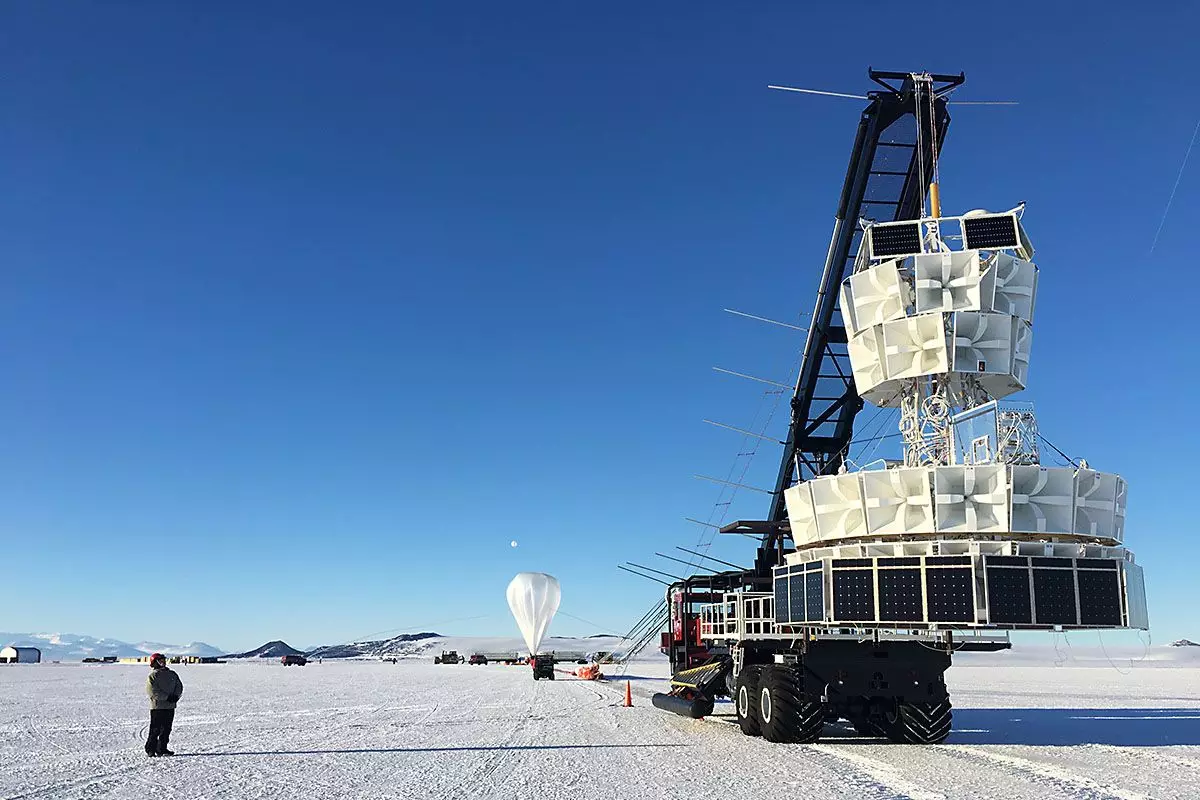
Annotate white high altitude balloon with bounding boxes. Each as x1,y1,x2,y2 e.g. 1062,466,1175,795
506,572,561,656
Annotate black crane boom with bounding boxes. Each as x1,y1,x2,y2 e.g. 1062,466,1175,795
750,70,963,554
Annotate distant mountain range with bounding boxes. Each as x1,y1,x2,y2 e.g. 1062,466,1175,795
1169,639,1199,647
0,633,224,662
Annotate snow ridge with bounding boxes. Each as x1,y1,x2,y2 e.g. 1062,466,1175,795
0,633,224,661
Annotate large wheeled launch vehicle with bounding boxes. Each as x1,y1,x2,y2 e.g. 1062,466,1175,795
651,70,1148,745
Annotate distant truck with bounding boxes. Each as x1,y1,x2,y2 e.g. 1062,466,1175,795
434,650,464,665
468,654,488,665
281,654,307,666
531,654,555,681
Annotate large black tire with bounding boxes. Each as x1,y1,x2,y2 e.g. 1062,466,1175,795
880,698,953,744
734,666,764,736
758,666,824,744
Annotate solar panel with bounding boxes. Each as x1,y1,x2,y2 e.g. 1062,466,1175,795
962,214,1020,250
868,222,922,258
926,568,975,622
878,569,923,622
774,575,789,623
833,570,875,621
805,572,824,621
1077,570,1122,626
1033,569,1078,625
986,566,1033,624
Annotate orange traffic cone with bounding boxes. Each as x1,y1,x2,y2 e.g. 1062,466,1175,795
624,681,632,708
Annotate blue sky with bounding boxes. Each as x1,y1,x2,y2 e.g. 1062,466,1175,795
2,2,1197,650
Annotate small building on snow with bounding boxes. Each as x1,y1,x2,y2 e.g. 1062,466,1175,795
0,646,42,664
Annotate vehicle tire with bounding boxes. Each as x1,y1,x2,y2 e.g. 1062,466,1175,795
879,698,953,744
549,672,555,681
735,665,764,736
758,665,824,744
433,657,441,665
722,668,737,699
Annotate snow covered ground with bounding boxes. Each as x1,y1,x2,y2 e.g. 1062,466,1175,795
2,655,1198,799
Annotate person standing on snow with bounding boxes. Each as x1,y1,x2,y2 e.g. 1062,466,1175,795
145,653,183,756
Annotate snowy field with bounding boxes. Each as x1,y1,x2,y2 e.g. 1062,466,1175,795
2,656,1199,800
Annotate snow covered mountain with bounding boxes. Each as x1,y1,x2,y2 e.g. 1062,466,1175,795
0,633,224,662
308,632,441,659
225,640,307,659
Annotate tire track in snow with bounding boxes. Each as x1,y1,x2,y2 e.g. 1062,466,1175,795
804,744,947,800
4,723,270,800
676,711,941,800
1086,743,1200,773
940,745,1154,800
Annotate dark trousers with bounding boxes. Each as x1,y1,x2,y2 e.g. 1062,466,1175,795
147,709,175,754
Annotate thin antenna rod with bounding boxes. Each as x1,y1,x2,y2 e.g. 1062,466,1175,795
723,308,807,331
617,565,670,586
675,546,749,571
694,474,777,494
768,85,867,100
712,367,793,389
654,552,717,572
770,83,1017,107
626,562,684,581
1149,114,1200,255
702,419,785,444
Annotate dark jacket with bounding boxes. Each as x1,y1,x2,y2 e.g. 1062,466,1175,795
147,666,184,710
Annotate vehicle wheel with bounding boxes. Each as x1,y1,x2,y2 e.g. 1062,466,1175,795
433,658,441,665
722,668,737,698
735,665,764,737
879,698,953,744
758,665,824,744
549,672,555,681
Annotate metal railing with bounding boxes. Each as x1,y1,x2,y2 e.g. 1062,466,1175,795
700,592,777,641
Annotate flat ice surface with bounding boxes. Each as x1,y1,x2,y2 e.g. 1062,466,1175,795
2,657,1198,799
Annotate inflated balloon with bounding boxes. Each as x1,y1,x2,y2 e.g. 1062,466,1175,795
506,572,561,656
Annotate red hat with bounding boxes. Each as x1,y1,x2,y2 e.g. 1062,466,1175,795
150,653,165,663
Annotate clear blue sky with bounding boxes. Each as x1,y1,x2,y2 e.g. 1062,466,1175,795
2,2,1196,651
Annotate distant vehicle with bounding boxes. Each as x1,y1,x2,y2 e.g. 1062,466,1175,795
531,654,555,681
281,654,307,666
434,650,464,665
468,654,488,665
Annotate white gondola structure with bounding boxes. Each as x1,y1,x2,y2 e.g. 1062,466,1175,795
776,207,1148,631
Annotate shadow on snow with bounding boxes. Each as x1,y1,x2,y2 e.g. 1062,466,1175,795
948,707,1200,746
823,708,1200,747
180,743,691,758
